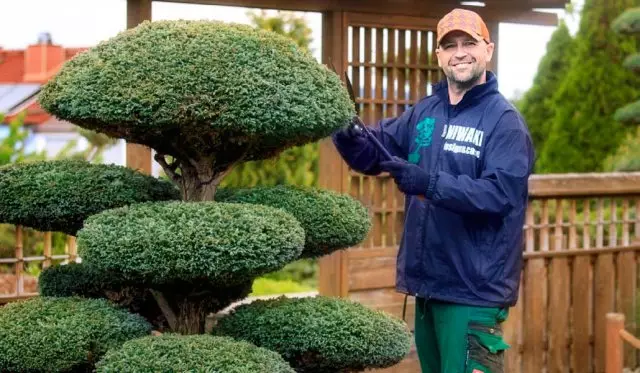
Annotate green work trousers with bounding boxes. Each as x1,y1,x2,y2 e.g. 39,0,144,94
414,297,510,373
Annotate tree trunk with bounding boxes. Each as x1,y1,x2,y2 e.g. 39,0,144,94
179,158,221,202
182,177,218,202
175,301,208,335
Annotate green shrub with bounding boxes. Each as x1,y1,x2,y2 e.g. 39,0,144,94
0,160,179,235
216,185,371,258
214,296,412,372
0,297,151,372
77,201,305,285
611,6,640,33
39,262,167,329
537,0,639,172
39,20,354,202
96,334,295,373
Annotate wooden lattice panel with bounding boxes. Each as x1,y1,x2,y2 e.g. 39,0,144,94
344,15,442,323
341,14,443,373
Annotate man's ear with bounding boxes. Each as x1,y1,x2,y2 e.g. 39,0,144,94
485,42,495,63
435,47,444,68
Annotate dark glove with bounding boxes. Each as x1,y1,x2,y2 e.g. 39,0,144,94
379,156,430,196
332,121,365,143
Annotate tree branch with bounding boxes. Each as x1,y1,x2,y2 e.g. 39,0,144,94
150,289,178,331
154,153,181,184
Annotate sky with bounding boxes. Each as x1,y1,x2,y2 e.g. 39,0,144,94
0,0,581,101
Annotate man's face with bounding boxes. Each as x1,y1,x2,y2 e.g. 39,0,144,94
435,30,494,89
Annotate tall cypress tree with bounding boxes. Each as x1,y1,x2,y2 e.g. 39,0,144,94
537,0,640,173
517,22,574,161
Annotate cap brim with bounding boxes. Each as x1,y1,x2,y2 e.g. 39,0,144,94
438,28,484,46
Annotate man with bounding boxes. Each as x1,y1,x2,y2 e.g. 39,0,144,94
331,8,535,373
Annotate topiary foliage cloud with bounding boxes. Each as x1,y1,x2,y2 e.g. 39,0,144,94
96,334,296,373
77,200,304,334
0,297,152,372
214,296,412,373
39,20,355,201
216,185,371,258
0,160,180,235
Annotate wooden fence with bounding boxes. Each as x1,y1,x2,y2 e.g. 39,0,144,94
318,171,640,373
606,312,640,373
0,226,76,303
2,172,640,373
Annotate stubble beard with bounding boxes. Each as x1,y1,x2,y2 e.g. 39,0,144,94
445,63,484,91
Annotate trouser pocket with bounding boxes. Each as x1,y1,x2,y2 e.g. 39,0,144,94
465,321,510,373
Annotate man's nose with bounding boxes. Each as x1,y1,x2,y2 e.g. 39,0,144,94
453,45,468,58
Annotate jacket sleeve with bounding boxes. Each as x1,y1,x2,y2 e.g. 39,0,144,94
425,110,535,216
332,106,415,175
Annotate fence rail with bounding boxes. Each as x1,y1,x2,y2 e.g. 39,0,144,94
0,225,76,303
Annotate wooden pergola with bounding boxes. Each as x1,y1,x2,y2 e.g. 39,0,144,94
123,1,572,371
124,0,566,173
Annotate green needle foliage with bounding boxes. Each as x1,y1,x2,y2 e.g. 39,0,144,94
216,185,371,258
516,22,574,158
39,20,354,201
214,296,412,373
96,334,296,373
77,201,305,285
0,160,179,235
537,0,640,172
0,297,151,372
612,6,640,125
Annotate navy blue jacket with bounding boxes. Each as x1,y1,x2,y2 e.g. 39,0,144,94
333,72,535,307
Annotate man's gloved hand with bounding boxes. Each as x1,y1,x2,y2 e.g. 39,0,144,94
379,156,430,196
332,121,365,143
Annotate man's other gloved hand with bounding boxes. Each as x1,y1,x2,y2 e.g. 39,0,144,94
379,156,430,196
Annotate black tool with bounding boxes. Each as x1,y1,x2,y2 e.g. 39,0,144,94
326,59,394,161
342,72,395,162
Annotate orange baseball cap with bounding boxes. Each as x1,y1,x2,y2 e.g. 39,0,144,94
436,8,491,46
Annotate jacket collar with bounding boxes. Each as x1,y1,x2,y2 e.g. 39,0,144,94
433,71,499,110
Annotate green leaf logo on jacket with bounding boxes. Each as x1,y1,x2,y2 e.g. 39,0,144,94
408,117,435,164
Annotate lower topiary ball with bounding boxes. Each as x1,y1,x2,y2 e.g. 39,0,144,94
213,295,412,373
0,297,152,372
95,334,296,373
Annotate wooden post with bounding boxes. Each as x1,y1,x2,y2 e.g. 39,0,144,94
14,226,23,295
126,0,153,174
318,10,349,298
606,312,624,373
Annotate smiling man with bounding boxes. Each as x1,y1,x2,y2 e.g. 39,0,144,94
331,8,535,373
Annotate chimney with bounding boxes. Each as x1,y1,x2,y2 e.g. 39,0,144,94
23,32,65,83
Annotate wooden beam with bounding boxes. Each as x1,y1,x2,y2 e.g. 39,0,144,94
126,0,153,175
529,172,640,198
153,0,562,26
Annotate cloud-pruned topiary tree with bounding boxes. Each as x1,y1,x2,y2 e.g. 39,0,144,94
39,20,353,202
0,19,410,372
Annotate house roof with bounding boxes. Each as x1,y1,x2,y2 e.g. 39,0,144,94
0,84,40,113
0,37,87,127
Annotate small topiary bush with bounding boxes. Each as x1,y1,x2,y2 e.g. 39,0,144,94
0,160,179,235
0,297,152,372
95,334,296,373
214,296,412,372
77,201,305,285
216,185,371,258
